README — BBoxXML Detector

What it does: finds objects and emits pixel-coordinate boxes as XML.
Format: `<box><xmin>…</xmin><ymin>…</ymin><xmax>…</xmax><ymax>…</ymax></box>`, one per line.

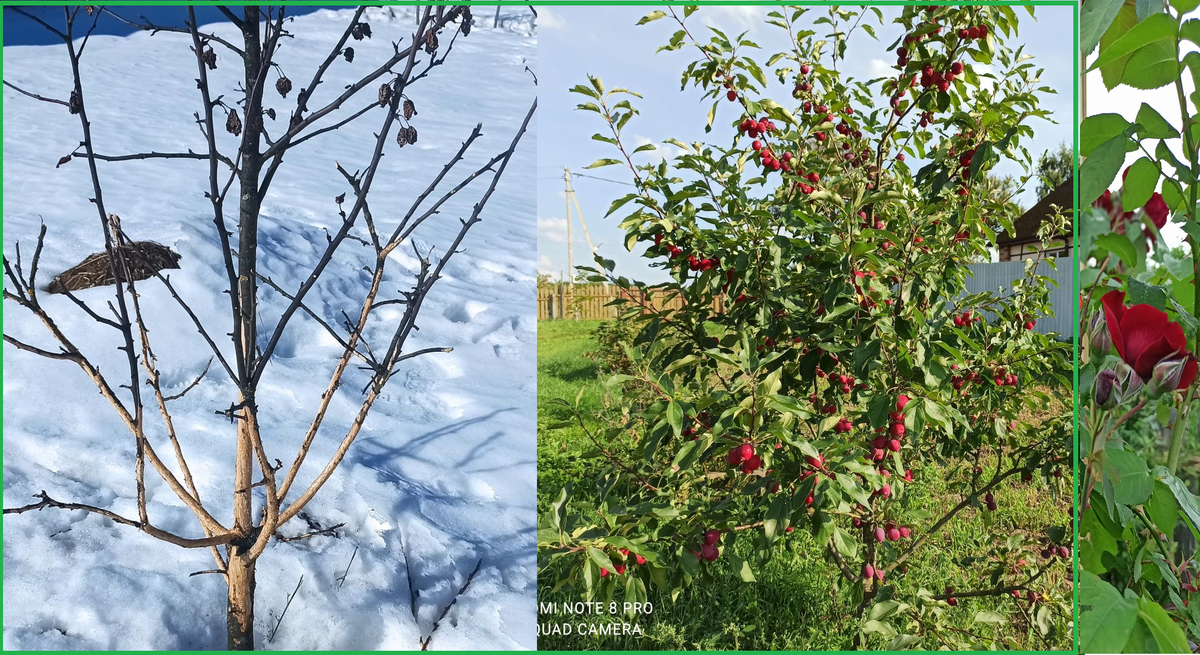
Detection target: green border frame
<box><xmin>0</xmin><ymin>1</ymin><xmax>1081</xmax><ymax>653</ymax></box>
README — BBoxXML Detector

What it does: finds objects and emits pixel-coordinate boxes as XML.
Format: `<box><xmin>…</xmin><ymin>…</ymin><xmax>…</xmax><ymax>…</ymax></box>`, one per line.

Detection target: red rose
<box><xmin>1143</xmin><ymin>192</ymin><xmax>1169</xmax><ymax>244</ymax></box>
<box><xmin>1101</xmin><ymin>290</ymin><xmax>1198</xmax><ymax>389</ymax></box>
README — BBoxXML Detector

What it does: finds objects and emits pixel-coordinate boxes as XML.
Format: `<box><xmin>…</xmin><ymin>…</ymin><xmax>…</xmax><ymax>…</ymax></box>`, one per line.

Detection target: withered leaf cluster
<box><xmin>276</xmin><ymin>76</ymin><xmax>292</xmax><ymax>98</ymax></box>
<box><xmin>396</xmin><ymin>125</ymin><xmax>417</xmax><ymax>147</ymax></box>
<box><xmin>226</xmin><ymin>108</ymin><xmax>242</xmax><ymax>136</ymax></box>
<box><xmin>351</xmin><ymin>21</ymin><xmax>372</xmax><ymax>41</ymax></box>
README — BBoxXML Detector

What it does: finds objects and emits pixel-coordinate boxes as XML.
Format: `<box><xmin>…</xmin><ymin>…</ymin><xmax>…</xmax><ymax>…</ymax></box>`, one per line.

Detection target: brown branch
<box><xmin>76</xmin><ymin>148</ymin><xmax>236</xmax><ymax>170</ymax></box>
<box><xmin>3</xmin><ymin>491</ymin><xmax>235</xmax><ymax>549</ymax></box>
<box><xmin>3</xmin><ymin>81</ymin><xmax>70</xmax><ymax>107</ymax></box>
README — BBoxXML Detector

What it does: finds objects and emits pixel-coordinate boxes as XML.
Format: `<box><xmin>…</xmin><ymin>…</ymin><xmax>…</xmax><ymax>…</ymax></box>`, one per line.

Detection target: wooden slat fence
<box><xmin>537</xmin><ymin>283</ymin><xmax>722</xmax><ymax>320</ymax></box>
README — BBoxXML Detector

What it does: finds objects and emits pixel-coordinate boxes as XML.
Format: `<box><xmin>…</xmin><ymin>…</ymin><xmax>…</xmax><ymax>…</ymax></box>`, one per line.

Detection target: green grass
<box><xmin>537</xmin><ymin>320</ymin><xmax>607</xmax><ymax>514</ymax></box>
<box><xmin>536</xmin><ymin>320</ymin><xmax>1072</xmax><ymax>651</ymax></box>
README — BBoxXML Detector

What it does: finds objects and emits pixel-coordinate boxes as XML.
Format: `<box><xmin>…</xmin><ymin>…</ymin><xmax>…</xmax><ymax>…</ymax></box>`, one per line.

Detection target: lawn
<box><xmin>536</xmin><ymin>320</ymin><xmax>1073</xmax><ymax>651</ymax></box>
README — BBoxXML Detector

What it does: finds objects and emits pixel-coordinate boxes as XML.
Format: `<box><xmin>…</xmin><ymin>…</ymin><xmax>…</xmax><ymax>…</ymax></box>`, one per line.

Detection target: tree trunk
<box><xmin>227</xmin><ymin>554</ymin><xmax>257</xmax><ymax>650</ymax></box>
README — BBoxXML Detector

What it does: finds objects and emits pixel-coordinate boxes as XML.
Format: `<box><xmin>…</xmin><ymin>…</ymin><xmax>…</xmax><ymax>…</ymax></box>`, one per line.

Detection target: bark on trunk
<box><xmin>227</xmin><ymin>554</ymin><xmax>257</xmax><ymax>650</ymax></box>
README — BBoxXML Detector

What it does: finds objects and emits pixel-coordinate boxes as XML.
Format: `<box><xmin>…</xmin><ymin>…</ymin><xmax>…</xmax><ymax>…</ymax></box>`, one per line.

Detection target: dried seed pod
<box><xmin>203</xmin><ymin>46</ymin><xmax>217</xmax><ymax>70</ymax></box>
<box><xmin>396</xmin><ymin>127</ymin><xmax>409</xmax><ymax>147</ymax></box>
<box><xmin>56</xmin><ymin>155</ymin><xmax>72</xmax><ymax>168</ymax></box>
<box><xmin>84</xmin><ymin>5</ymin><xmax>95</xmax><ymax>15</ymax></box>
<box><xmin>402</xmin><ymin>98</ymin><xmax>416</xmax><ymax>120</ymax></box>
<box><xmin>406</xmin><ymin>126</ymin><xmax>418</xmax><ymax>144</ymax></box>
<box><xmin>68</xmin><ymin>90</ymin><xmax>81</xmax><ymax>115</ymax></box>
<box><xmin>343</xmin><ymin>47</ymin><xmax>354</xmax><ymax>63</ymax></box>
<box><xmin>360</xmin><ymin>22</ymin><xmax>372</xmax><ymax>38</ymax></box>
<box><xmin>424</xmin><ymin>29</ymin><xmax>438</xmax><ymax>54</ymax></box>
<box><xmin>226</xmin><ymin>108</ymin><xmax>242</xmax><ymax>136</ymax></box>
<box><xmin>378</xmin><ymin>83</ymin><xmax>392</xmax><ymax>107</ymax></box>
<box><xmin>351</xmin><ymin>21</ymin><xmax>372</xmax><ymax>40</ymax></box>
<box><xmin>266</xmin><ymin>107</ymin><xmax>277</xmax><ymax>121</ymax></box>
<box><xmin>335</xmin><ymin>193</ymin><xmax>346</xmax><ymax>204</ymax></box>
<box><xmin>276</xmin><ymin>76</ymin><xmax>292</xmax><ymax>98</ymax></box>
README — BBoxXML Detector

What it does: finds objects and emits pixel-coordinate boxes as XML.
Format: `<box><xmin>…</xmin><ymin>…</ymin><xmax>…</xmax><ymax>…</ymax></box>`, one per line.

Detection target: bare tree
<box><xmin>2</xmin><ymin>5</ymin><xmax>534</xmax><ymax>650</ymax></box>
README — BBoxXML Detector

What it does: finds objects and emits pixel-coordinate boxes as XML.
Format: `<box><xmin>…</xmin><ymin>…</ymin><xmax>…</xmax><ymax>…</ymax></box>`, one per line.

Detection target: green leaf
<box><xmin>1122</xmin><ymin>157</ymin><xmax>1160</xmax><ymax>211</ymax></box>
<box><xmin>585</xmin><ymin>158</ymin><xmax>624</xmax><ymax>169</ymax></box>
<box><xmin>1135</xmin><ymin>103</ymin><xmax>1180</xmax><ymax>139</ymax></box>
<box><xmin>1147</xmin><ymin>480</ymin><xmax>1181</xmax><ymax>536</ymax></box>
<box><xmin>1081</xmin><ymin>0</ymin><xmax>1129</xmax><ymax>55</ymax></box>
<box><xmin>1107</xmin><ymin>447</ymin><xmax>1154</xmax><ymax>505</ymax></box>
<box><xmin>1100</xmin><ymin>5</ymin><xmax>1139</xmax><ymax>90</ymax></box>
<box><xmin>1079</xmin><ymin>571</ymin><xmax>1139</xmax><ymax>653</ymax></box>
<box><xmin>587</xmin><ymin>547</ymin><xmax>615</xmax><ymax>572</ymax></box>
<box><xmin>1095</xmin><ymin>232</ymin><xmax>1138</xmax><ymax>269</ymax></box>
<box><xmin>973</xmin><ymin>610</ymin><xmax>1007</xmax><ymax>625</ymax></box>
<box><xmin>1089</xmin><ymin>13</ymin><xmax>1177</xmax><ymax>72</ymax></box>
<box><xmin>1152</xmin><ymin>466</ymin><xmax>1200</xmax><ymax>535</ymax></box>
<box><xmin>1136</xmin><ymin>596</ymin><xmax>1191</xmax><ymax>653</ymax></box>
<box><xmin>637</xmin><ymin>10</ymin><xmax>667</xmax><ymax>25</ymax></box>
<box><xmin>1080</xmin><ymin>126</ymin><xmax>1137</xmax><ymax>205</ymax></box>
<box><xmin>666</xmin><ymin>401</ymin><xmax>683</xmax><ymax>437</ymax></box>
<box><xmin>1081</xmin><ymin>113</ymin><xmax>1131</xmax><ymax>157</ymax></box>
<box><xmin>1128</xmin><ymin>278</ymin><xmax>1168</xmax><ymax>310</ymax></box>
<box><xmin>1172</xmin><ymin>0</ymin><xmax>1200</xmax><ymax>15</ymax></box>
<box><xmin>1122</xmin><ymin>40</ymin><xmax>1181</xmax><ymax>90</ymax></box>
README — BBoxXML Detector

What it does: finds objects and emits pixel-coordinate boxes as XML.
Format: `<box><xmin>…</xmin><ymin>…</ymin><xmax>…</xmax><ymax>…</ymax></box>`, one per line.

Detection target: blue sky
<box><xmin>536</xmin><ymin>5</ymin><xmax>1073</xmax><ymax>283</ymax></box>
<box><xmin>3</xmin><ymin>6</ymin><xmax>333</xmax><ymax>46</ymax></box>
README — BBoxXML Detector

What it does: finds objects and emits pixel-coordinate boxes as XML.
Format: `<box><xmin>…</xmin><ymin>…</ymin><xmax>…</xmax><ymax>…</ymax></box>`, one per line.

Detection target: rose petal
<box><xmin>1120</xmin><ymin>304</ymin><xmax>1172</xmax><ymax>379</ymax></box>
<box><xmin>1178</xmin><ymin>355</ymin><xmax>1198</xmax><ymax>390</ymax></box>
<box><xmin>1101</xmin><ymin>290</ymin><xmax>1128</xmax><ymax>361</ymax></box>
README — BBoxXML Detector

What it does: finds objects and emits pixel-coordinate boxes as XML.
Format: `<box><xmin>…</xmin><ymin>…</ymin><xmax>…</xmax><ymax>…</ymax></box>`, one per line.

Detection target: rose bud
<box><xmin>1094</xmin><ymin>368</ymin><xmax>1118</xmax><ymax>409</ymax></box>
<box><xmin>1148</xmin><ymin>353</ymin><xmax>1191</xmax><ymax>397</ymax></box>
<box><xmin>1089</xmin><ymin>311</ymin><xmax>1112</xmax><ymax>354</ymax></box>
<box><xmin>1114</xmin><ymin>360</ymin><xmax>1144</xmax><ymax>403</ymax></box>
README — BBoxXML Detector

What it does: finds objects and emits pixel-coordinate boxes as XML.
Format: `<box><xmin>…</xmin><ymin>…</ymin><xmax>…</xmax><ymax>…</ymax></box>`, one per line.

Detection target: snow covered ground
<box><xmin>2</xmin><ymin>7</ymin><xmax>536</xmax><ymax>650</ymax></box>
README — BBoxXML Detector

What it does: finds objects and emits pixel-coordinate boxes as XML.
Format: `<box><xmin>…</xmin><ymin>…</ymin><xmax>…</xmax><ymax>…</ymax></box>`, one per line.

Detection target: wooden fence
<box><xmin>537</xmin><ymin>283</ymin><xmax>722</xmax><ymax>320</ymax></box>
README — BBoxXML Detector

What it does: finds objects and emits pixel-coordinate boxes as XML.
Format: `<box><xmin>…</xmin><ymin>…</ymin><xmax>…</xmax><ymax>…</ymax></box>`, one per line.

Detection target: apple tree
<box><xmin>538</xmin><ymin>5</ymin><xmax>1072</xmax><ymax>649</ymax></box>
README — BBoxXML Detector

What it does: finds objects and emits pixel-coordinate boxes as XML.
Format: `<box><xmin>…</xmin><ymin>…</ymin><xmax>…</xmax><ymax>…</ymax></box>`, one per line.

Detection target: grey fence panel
<box><xmin>958</xmin><ymin>258</ymin><xmax>1073</xmax><ymax>338</ymax></box>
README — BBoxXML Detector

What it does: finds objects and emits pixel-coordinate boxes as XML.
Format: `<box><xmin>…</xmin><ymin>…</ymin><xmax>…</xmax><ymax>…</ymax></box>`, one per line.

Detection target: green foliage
<box><xmin>1079</xmin><ymin>3</ymin><xmax>1200</xmax><ymax>650</ymax></box>
<box><xmin>539</xmin><ymin>5</ymin><xmax>1073</xmax><ymax>649</ymax></box>
<box><xmin>586</xmin><ymin>319</ymin><xmax>641</xmax><ymax>376</ymax></box>
<box><xmin>1035</xmin><ymin>142</ymin><xmax>1073</xmax><ymax>199</ymax></box>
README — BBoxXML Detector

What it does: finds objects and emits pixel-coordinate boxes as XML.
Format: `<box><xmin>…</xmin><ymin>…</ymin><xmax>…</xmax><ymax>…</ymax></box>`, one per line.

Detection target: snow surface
<box><xmin>2</xmin><ymin>7</ymin><xmax>536</xmax><ymax>650</ymax></box>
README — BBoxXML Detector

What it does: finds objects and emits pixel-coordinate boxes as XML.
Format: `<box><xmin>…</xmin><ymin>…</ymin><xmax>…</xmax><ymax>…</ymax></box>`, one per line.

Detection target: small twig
<box><xmin>335</xmin><ymin>545</ymin><xmax>359</xmax><ymax>589</ymax></box>
<box><xmin>162</xmin><ymin>357</ymin><xmax>213</xmax><ymax>402</ymax></box>
<box><xmin>189</xmin><ymin>568</ymin><xmax>226</xmax><ymax>578</ymax></box>
<box><xmin>420</xmin><ymin>558</ymin><xmax>483</xmax><ymax>650</ymax></box>
<box><xmin>267</xmin><ymin>575</ymin><xmax>304</xmax><ymax>643</ymax></box>
<box><xmin>3</xmin><ymin>81</ymin><xmax>70</xmax><ymax>107</ymax></box>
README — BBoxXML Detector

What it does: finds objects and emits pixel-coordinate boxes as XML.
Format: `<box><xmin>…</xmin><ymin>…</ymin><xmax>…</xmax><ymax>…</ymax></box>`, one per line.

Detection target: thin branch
<box><xmin>335</xmin><ymin>545</ymin><xmax>359</xmax><ymax>588</ymax></box>
<box><xmin>77</xmin><ymin>148</ymin><xmax>236</xmax><ymax>170</ymax></box>
<box><xmin>153</xmin><ymin>273</ymin><xmax>238</xmax><ymax>385</ymax></box>
<box><xmin>9</xmin><ymin>7</ymin><xmax>67</xmax><ymax>40</ymax></box>
<box><xmin>267</xmin><ymin>575</ymin><xmax>304</xmax><ymax>643</ymax></box>
<box><xmin>2</xmin><ymin>81</ymin><xmax>69</xmax><ymax>107</ymax></box>
<box><xmin>162</xmin><ymin>357</ymin><xmax>214</xmax><ymax>402</ymax></box>
<box><xmin>101</xmin><ymin>8</ymin><xmax>246</xmax><ymax>57</ymax></box>
<box><xmin>420</xmin><ymin>558</ymin><xmax>483</xmax><ymax>650</ymax></box>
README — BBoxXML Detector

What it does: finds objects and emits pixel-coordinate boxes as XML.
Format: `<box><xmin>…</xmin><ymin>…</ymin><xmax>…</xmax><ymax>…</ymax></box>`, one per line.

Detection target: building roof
<box><xmin>996</xmin><ymin>176</ymin><xmax>1073</xmax><ymax>246</ymax></box>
